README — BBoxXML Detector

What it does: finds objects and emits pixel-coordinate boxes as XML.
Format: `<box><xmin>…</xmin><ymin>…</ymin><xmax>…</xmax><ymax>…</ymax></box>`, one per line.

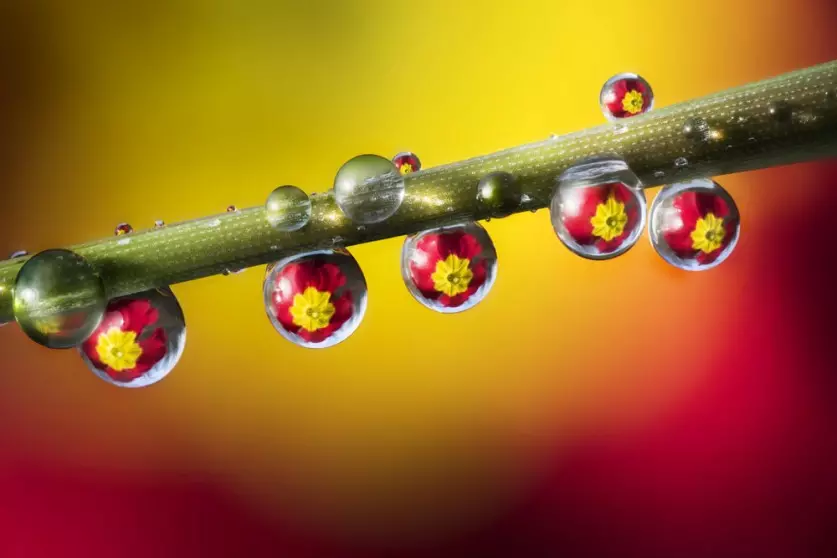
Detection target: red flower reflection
<box><xmin>393</xmin><ymin>152</ymin><xmax>421</xmax><ymax>175</ymax></box>
<box><xmin>81</xmin><ymin>298</ymin><xmax>168</xmax><ymax>382</ymax></box>
<box><xmin>270</xmin><ymin>259</ymin><xmax>354</xmax><ymax>343</ymax></box>
<box><xmin>661</xmin><ymin>191</ymin><xmax>736</xmax><ymax>264</ymax></box>
<box><xmin>560</xmin><ymin>182</ymin><xmax>641</xmax><ymax>253</ymax></box>
<box><xmin>409</xmin><ymin>230</ymin><xmax>487</xmax><ymax>308</ymax></box>
<box><xmin>604</xmin><ymin>77</ymin><xmax>651</xmax><ymax>119</ymax></box>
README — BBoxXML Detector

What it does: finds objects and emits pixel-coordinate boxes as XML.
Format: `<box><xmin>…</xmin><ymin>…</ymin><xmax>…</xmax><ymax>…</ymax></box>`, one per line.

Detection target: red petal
<box><xmin>136</xmin><ymin>328</ymin><xmax>168</xmax><ymax>368</ymax></box>
<box><xmin>561</xmin><ymin>184</ymin><xmax>609</xmax><ymax>245</ymax></box>
<box><xmin>118</xmin><ymin>299</ymin><xmax>159</xmax><ymax>335</ymax></box>
<box><xmin>671</xmin><ymin>192</ymin><xmax>702</xmax><ymax>231</ymax></box>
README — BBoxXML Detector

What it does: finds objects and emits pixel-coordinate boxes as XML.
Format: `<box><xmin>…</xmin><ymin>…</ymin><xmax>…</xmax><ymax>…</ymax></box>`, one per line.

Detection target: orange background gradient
<box><xmin>1</xmin><ymin>1</ymin><xmax>837</xmax><ymax>556</ymax></box>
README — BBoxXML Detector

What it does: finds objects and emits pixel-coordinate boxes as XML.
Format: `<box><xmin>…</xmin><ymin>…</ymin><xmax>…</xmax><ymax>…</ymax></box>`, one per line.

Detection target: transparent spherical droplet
<box><xmin>682</xmin><ymin>117</ymin><xmax>711</xmax><ymax>142</ymax></box>
<box><xmin>550</xmin><ymin>158</ymin><xmax>646</xmax><ymax>260</ymax></box>
<box><xmin>265</xmin><ymin>185</ymin><xmax>312</xmax><ymax>232</ymax></box>
<box><xmin>9</xmin><ymin>250</ymin><xmax>28</xmax><ymax>259</ymax></box>
<box><xmin>226</xmin><ymin>205</ymin><xmax>238</xmax><ymax>213</ymax></box>
<box><xmin>333</xmin><ymin>154</ymin><xmax>405</xmax><ymax>224</ymax></box>
<box><xmin>263</xmin><ymin>249</ymin><xmax>367</xmax><ymax>348</ymax></box>
<box><xmin>392</xmin><ymin>152</ymin><xmax>422</xmax><ymax>175</ymax></box>
<box><xmin>648</xmin><ymin>179</ymin><xmax>740</xmax><ymax>271</ymax></box>
<box><xmin>79</xmin><ymin>287</ymin><xmax>186</xmax><ymax>388</ymax></box>
<box><xmin>401</xmin><ymin>222</ymin><xmax>498</xmax><ymax>314</ymax></box>
<box><xmin>115</xmin><ymin>223</ymin><xmax>133</xmax><ymax>236</ymax></box>
<box><xmin>13</xmin><ymin>249</ymin><xmax>107</xmax><ymax>349</ymax></box>
<box><xmin>600</xmin><ymin>73</ymin><xmax>654</xmax><ymax>121</ymax></box>
<box><xmin>154</xmin><ymin>220</ymin><xmax>166</xmax><ymax>228</ymax></box>
<box><xmin>477</xmin><ymin>171</ymin><xmax>521</xmax><ymax>218</ymax></box>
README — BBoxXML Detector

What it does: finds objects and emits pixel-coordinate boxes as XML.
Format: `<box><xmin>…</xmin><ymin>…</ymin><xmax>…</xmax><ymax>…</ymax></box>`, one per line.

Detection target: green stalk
<box><xmin>2</xmin><ymin>60</ymin><xmax>836</xmax><ymax>325</ymax></box>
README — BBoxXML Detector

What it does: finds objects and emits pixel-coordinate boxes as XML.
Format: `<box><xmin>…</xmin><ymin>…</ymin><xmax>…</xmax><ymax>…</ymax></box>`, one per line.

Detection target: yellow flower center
<box><xmin>622</xmin><ymin>90</ymin><xmax>644</xmax><ymax>114</ymax></box>
<box><xmin>399</xmin><ymin>163</ymin><xmax>414</xmax><ymax>175</ymax></box>
<box><xmin>690</xmin><ymin>212</ymin><xmax>726</xmax><ymax>253</ymax></box>
<box><xmin>590</xmin><ymin>194</ymin><xmax>629</xmax><ymax>241</ymax></box>
<box><xmin>96</xmin><ymin>327</ymin><xmax>143</xmax><ymax>371</ymax></box>
<box><xmin>289</xmin><ymin>286</ymin><xmax>336</xmax><ymax>332</ymax></box>
<box><xmin>431</xmin><ymin>254</ymin><xmax>474</xmax><ymax>297</ymax></box>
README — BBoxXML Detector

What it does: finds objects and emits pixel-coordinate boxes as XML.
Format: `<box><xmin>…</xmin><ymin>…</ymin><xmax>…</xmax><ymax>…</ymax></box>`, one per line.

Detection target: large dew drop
<box><xmin>265</xmin><ymin>185</ymin><xmax>312</xmax><ymax>232</ymax></box>
<box><xmin>600</xmin><ymin>73</ymin><xmax>654</xmax><ymax>121</ymax></box>
<box><xmin>401</xmin><ymin>222</ymin><xmax>498</xmax><ymax>314</ymax></box>
<box><xmin>13</xmin><ymin>249</ymin><xmax>107</xmax><ymax>349</ymax></box>
<box><xmin>550</xmin><ymin>158</ymin><xmax>647</xmax><ymax>260</ymax></box>
<box><xmin>333</xmin><ymin>154</ymin><xmax>405</xmax><ymax>224</ymax></box>
<box><xmin>648</xmin><ymin>179</ymin><xmax>741</xmax><ymax>271</ymax></box>
<box><xmin>263</xmin><ymin>249</ymin><xmax>367</xmax><ymax>349</ymax></box>
<box><xmin>79</xmin><ymin>287</ymin><xmax>187</xmax><ymax>388</ymax></box>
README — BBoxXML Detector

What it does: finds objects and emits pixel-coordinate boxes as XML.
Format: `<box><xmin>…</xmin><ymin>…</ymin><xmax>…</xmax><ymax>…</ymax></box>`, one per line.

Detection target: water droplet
<box><xmin>600</xmin><ymin>73</ymin><xmax>654</xmax><ymax>122</ymax></box>
<box><xmin>9</xmin><ymin>250</ymin><xmax>28</xmax><ymax>259</ymax></box>
<box><xmin>613</xmin><ymin>124</ymin><xmax>629</xmax><ymax>135</ymax></box>
<box><xmin>117</xmin><ymin>238</ymin><xmax>131</xmax><ymax>246</ymax></box>
<box><xmin>768</xmin><ymin>101</ymin><xmax>792</xmax><ymax>122</ymax></box>
<box><xmin>550</xmin><ymin>158</ymin><xmax>647</xmax><ymax>260</ymax></box>
<box><xmin>648</xmin><ymin>179</ymin><xmax>740</xmax><ymax>271</ymax></box>
<box><xmin>263</xmin><ymin>250</ymin><xmax>367</xmax><ymax>348</ymax></box>
<box><xmin>401</xmin><ymin>223</ymin><xmax>498</xmax><ymax>314</ymax></box>
<box><xmin>333</xmin><ymin>154</ymin><xmax>405</xmax><ymax>224</ymax></box>
<box><xmin>392</xmin><ymin>152</ymin><xmax>422</xmax><ymax>175</ymax></box>
<box><xmin>154</xmin><ymin>220</ymin><xmax>166</xmax><ymax>228</ymax></box>
<box><xmin>266</xmin><ymin>185</ymin><xmax>312</xmax><ymax>232</ymax></box>
<box><xmin>520</xmin><ymin>193</ymin><xmax>532</xmax><ymax>203</ymax></box>
<box><xmin>682</xmin><ymin>117</ymin><xmax>710</xmax><ymax>141</ymax></box>
<box><xmin>226</xmin><ymin>205</ymin><xmax>238</xmax><ymax>213</ymax></box>
<box><xmin>476</xmin><ymin>171</ymin><xmax>520</xmax><ymax>218</ymax></box>
<box><xmin>115</xmin><ymin>223</ymin><xmax>133</xmax><ymax>236</ymax></box>
<box><xmin>674</xmin><ymin>157</ymin><xmax>688</xmax><ymax>167</ymax></box>
<box><xmin>205</xmin><ymin>219</ymin><xmax>222</xmax><ymax>228</ymax></box>
<box><xmin>79</xmin><ymin>288</ymin><xmax>186</xmax><ymax>388</ymax></box>
<box><xmin>13</xmin><ymin>249</ymin><xmax>107</xmax><ymax>349</ymax></box>
<box><xmin>653</xmin><ymin>170</ymin><xmax>666</xmax><ymax>179</ymax></box>
<box><xmin>548</xmin><ymin>134</ymin><xmax>558</xmax><ymax>140</ymax></box>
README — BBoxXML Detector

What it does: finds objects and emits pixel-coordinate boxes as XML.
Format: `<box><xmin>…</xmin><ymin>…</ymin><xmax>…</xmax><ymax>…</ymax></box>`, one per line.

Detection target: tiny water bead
<box><xmin>226</xmin><ymin>205</ymin><xmax>238</xmax><ymax>213</ymax></box>
<box><xmin>683</xmin><ymin>117</ymin><xmax>711</xmax><ymax>142</ymax></box>
<box><xmin>392</xmin><ymin>152</ymin><xmax>421</xmax><ymax>175</ymax></box>
<box><xmin>648</xmin><ymin>179</ymin><xmax>740</xmax><ymax>271</ymax></box>
<box><xmin>600</xmin><ymin>73</ymin><xmax>654</xmax><ymax>121</ymax></box>
<box><xmin>13</xmin><ymin>249</ymin><xmax>107</xmax><ymax>349</ymax></box>
<box><xmin>79</xmin><ymin>287</ymin><xmax>187</xmax><ymax>388</ymax></box>
<box><xmin>9</xmin><ymin>250</ymin><xmax>28</xmax><ymax>259</ymax></box>
<box><xmin>333</xmin><ymin>154</ymin><xmax>405</xmax><ymax>224</ymax></box>
<box><xmin>550</xmin><ymin>158</ymin><xmax>646</xmax><ymax>260</ymax></box>
<box><xmin>265</xmin><ymin>185</ymin><xmax>312</xmax><ymax>232</ymax></box>
<box><xmin>477</xmin><ymin>171</ymin><xmax>521</xmax><ymax>218</ymax></box>
<box><xmin>263</xmin><ymin>249</ymin><xmax>367</xmax><ymax>349</ymax></box>
<box><xmin>115</xmin><ymin>223</ymin><xmax>133</xmax><ymax>236</ymax></box>
<box><xmin>154</xmin><ymin>220</ymin><xmax>166</xmax><ymax>228</ymax></box>
<box><xmin>401</xmin><ymin>222</ymin><xmax>498</xmax><ymax>314</ymax></box>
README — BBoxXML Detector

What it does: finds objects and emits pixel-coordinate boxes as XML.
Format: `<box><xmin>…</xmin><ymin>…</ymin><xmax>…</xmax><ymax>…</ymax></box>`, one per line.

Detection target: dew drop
<box><xmin>674</xmin><ymin>157</ymin><xmax>688</xmax><ymax>167</ymax></box>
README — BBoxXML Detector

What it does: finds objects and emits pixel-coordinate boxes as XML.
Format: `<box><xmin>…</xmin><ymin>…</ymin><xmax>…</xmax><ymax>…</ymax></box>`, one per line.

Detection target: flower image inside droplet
<box><xmin>600</xmin><ymin>73</ymin><xmax>654</xmax><ymax>121</ymax></box>
<box><xmin>79</xmin><ymin>287</ymin><xmax>187</xmax><ymax>388</ymax></box>
<box><xmin>392</xmin><ymin>152</ymin><xmax>422</xmax><ymax>175</ymax></box>
<box><xmin>264</xmin><ymin>250</ymin><xmax>367</xmax><ymax>348</ymax></box>
<box><xmin>401</xmin><ymin>222</ymin><xmax>498</xmax><ymax>314</ymax></box>
<box><xmin>648</xmin><ymin>179</ymin><xmax>741</xmax><ymax>271</ymax></box>
<box><xmin>551</xmin><ymin>158</ymin><xmax>647</xmax><ymax>261</ymax></box>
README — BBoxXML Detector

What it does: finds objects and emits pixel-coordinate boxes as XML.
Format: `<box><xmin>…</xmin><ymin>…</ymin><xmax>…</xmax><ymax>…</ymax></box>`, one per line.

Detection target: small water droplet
<box><xmin>115</xmin><ymin>223</ymin><xmax>133</xmax><ymax>236</ymax></box>
<box><xmin>270</xmin><ymin>245</ymin><xmax>279</xmax><ymax>251</ymax></box>
<box><xmin>548</xmin><ymin>134</ymin><xmax>558</xmax><ymax>140</ymax></box>
<box><xmin>768</xmin><ymin>101</ymin><xmax>792</xmax><ymax>122</ymax></box>
<box><xmin>613</xmin><ymin>124</ymin><xmax>629</xmax><ymax>135</ymax></box>
<box><xmin>9</xmin><ymin>250</ymin><xmax>28</xmax><ymax>259</ymax></box>
<box><xmin>446</xmin><ymin>206</ymin><xmax>454</xmax><ymax>212</ymax></box>
<box><xmin>226</xmin><ymin>205</ymin><xmax>238</xmax><ymax>213</ymax></box>
<box><xmin>520</xmin><ymin>193</ymin><xmax>532</xmax><ymax>203</ymax></box>
<box><xmin>117</xmin><ymin>238</ymin><xmax>131</xmax><ymax>246</ymax></box>
<box><xmin>653</xmin><ymin>170</ymin><xmax>666</xmax><ymax>178</ymax></box>
<box><xmin>682</xmin><ymin>117</ymin><xmax>710</xmax><ymax>141</ymax></box>
<box><xmin>357</xmin><ymin>225</ymin><xmax>366</xmax><ymax>231</ymax></box>
<box><xmin>674</xmin><ymin>157</ymin><xmax>688</xmax><ymax>168</ymax></box>
<box><xmin>205</xmin><ymin>219</ymin><xmax>222</xmax><ymax>228</ymax></box>
<box><xmin>154</xmin><ymin>220</ymin><xmax>165</xmax><ymax>228</ymax></box>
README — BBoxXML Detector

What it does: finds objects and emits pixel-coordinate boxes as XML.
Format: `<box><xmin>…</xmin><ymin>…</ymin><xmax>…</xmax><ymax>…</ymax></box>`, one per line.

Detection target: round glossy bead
<box><xmin>392</xmin><ymin>152</ymin><xmax>422</xmax><ymax>175</ymax></box>
<box><xmin>265</xmin><ymin>185</ymin><xmax>312</xmax><ymax>232</ymax></box>
<box><xmin>154</xmin><ymin>220</ymin><xmax>166</xmax><ymax>228</ymax></box>
<box><xmin>401</xmin><ymin>222</ymin><xmax>498</xmax><ymax>314</ymax></box>
<box><xmin>333</xmin><ymin>154</ymin><xmax>405</xmax><ymax>224</ymax></box>
<box><xmin>115</xmin><ymin>223</ymin><xmax>133</xmax><ymax>236</ymax></box>
<box><xmin>226</xmin><ymin>205</ymin><xmax>238</xmax><ymax>213</ymax></box>
<box><xmin>13</xmin><ymin>249</ymin><xmax>107</xmax><ymax>349</ymax></box>
<box><xmin>79</xmin><ymin>287</ymin><xmax>186</xmax><ymax>388</ymax></box>
<box><xmin>648</xmin><ymin>179</ymin><xmax>740</xmax><ymax>271</ymax></box>
<box><xmin>9</xmin><ymin>250</ymin><xmax>28</xmax><ymax>259</ymax></box>
<box><xmin>263</xmin><ymin>249</ymin><xmax>367</xmax><ymax>349</ymax></box>
<box><xmin>600</xmin><ymin>73</ymin><xmax>654</xmax><ymax>121</ymax></box>
<box><xmin>550</xmin><ymin>158</ymin><xmax>646</xmax><ymax>260</ymax></box>
<box><xmin>477</xmin><ymin>171</ymin><xmax>521</xmax><ymax>218</ymax></box>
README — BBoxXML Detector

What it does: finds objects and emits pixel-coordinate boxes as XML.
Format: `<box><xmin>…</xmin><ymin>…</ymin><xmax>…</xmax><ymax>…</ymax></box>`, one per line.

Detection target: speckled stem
<box><xmin>1</xmin><ymin>60</ymin><xmax>836</xmax><ymax>325</ymax></box>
